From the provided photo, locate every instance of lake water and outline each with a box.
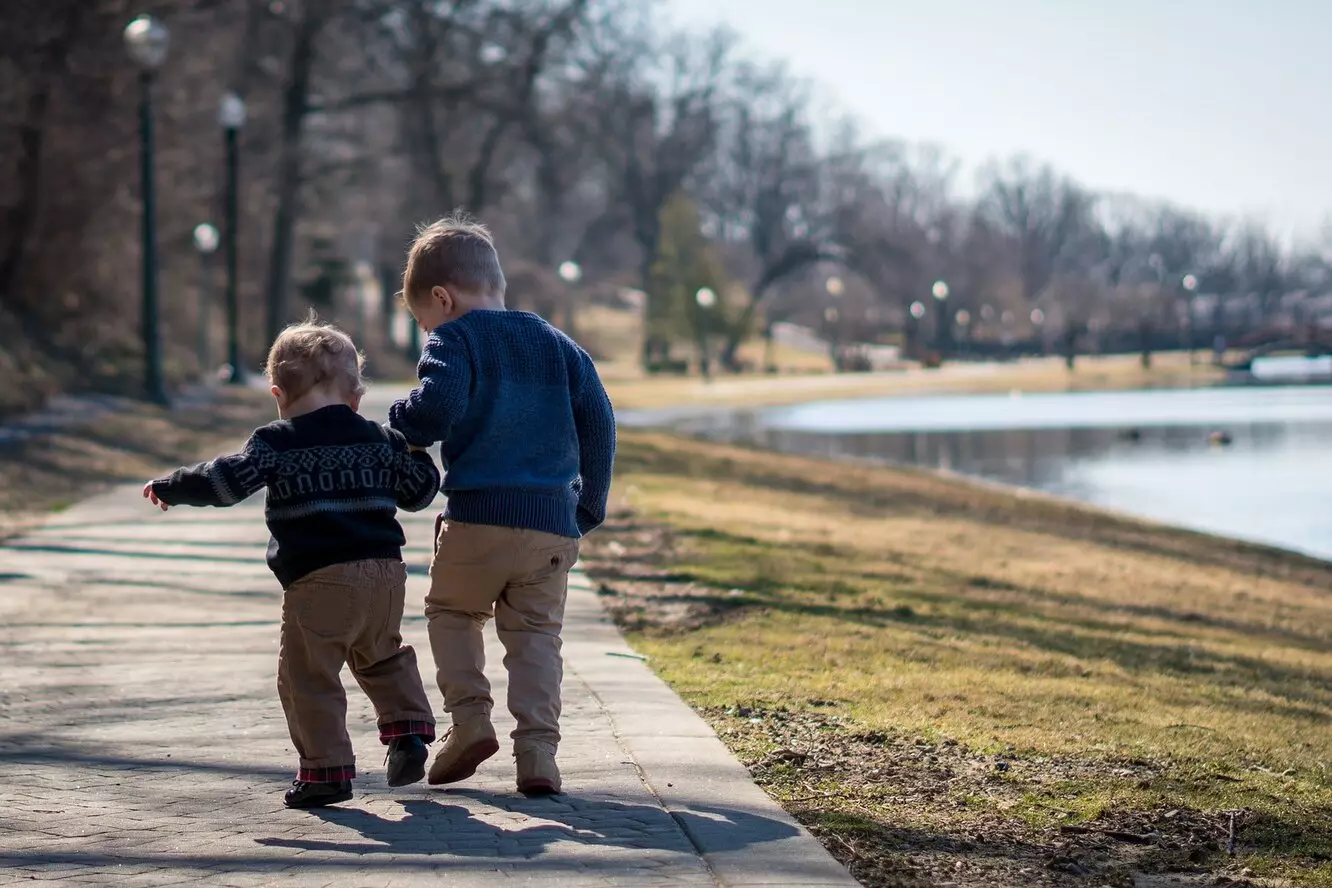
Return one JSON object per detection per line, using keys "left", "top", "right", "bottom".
{"left": 628, "top": 386, "right": 1332, "bottom": 562}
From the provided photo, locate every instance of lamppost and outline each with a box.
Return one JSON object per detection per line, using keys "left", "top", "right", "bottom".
{"left": 1181, "top": 273, "right": 1198, "bottom": 362}
{"left": 219, "top": 91, "right": 246, "bottom": 383}
{"left": 1030, "top": 308, "right": 1046, "bottom": 355}
{"left": 123, "top": 15, "right": 170, "bottom": 405}
{"left": 193, "top": 223, "right": 220, "bottom": 376}
{"left": 930, "top": 280, "right": 949, "bottom": 353}
{"left": 908, "top": 301, "right": 926, "bottom": 360}
{"left": 954, "top": 308, "right": 972, "bottom": 356}
{"left": 695, "top": 287, "right": 717, "bottom": 380}
{"left": 558, "top": 260, "right": 582, "bottom": 338}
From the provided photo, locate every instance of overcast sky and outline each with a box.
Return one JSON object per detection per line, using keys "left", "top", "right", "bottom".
{"left": 665, "top": 0, "right": 1330, "bottom": 241}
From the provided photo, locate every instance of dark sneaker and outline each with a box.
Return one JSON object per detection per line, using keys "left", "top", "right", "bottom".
{"left": 385, "top": 735, "right": 429, "bottom": 787}
{"left": 284, "top": 780, "right": 353, "bottom": 809}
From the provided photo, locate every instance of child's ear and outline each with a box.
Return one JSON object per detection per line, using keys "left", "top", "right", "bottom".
{"left": 269, "top": 384, "right": 285, "bottom": 405}
{"left": 431, "top": 285, "right": 453, "bottom": 315}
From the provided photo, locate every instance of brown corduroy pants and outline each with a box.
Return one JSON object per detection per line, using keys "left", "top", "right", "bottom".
{"left": 277, "top": 558, "right": 436, "bottom": 782}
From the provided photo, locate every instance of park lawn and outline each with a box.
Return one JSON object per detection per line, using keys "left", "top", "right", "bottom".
{"left": 581, "top": 431, "right": 1332, "bottom": 888}
{"left": 602, "top": 351, "right": 1224, "bottom": 410}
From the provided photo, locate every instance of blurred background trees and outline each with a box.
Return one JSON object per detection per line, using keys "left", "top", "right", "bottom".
{"left": 1, "top": 0, "right": 1328, "bottom": 414}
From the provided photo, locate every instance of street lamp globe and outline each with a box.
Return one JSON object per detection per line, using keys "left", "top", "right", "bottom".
{"left": 1182, "top": 274, "right": 1199, "bottom": 292}
{"left": 218, "top": 91, "right": 247, "bottom": 130}
{"left": 1030, "top": 308, "right": 1046, "bottom": 326}
{"left": 955, "top": 309, "right": 971, "bottom": 327}
{"left": 1001, "top": 310, "right": 1015, "bottom": 325}
{"left": 695, "top": 287, "right": 717, "bottom": 309}
{"left": 931, "top": 280, "right": 949, "bottom": 301}
{"left": 825, "top": 276, "right": 845, "bottom": 297}
{"left": 909, "top": 301, "right": 926, "bottom": 320}
{"left": 823, "top": 306, "right": 839, "bottom": 324}
{"left": 193, "top": 223, "right": 220, "bottom": 255}
{"left": 124, "top": 15, "right": 170, "bottom": 71}
{"left": 557, "top": 261, "right": 582, "bottom": 284}
{"left": 980, "top": 304, "right": 995, "bottom": 321}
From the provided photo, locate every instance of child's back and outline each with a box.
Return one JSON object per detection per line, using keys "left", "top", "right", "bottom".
{"left": 390, "top": 309, "right": 613, "bottom": 538}
{"left": 387, "top": 212, "right": 615, "bottom": 796}
{"left": 146, "top": 320, "right": 440, "bottom": 809}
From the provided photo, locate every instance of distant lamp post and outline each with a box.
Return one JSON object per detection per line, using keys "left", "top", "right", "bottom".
{"left": 219, "top": 91, "right": 246, "bottom": 383}
{"left": 905, "top": 301, "right": 926, "bottom": 361}
{"left": 955, "top": 308, "right": 972, "bottom": 355}
{"left": 1181, "top": 273, "right": 1199, "bottom": 361}
{"left": 557, "top": 260, "right": 582, "bottom": 336}
{"left": 823, "top": 305, "right": 842, "bottom": 369}
{"left": 1030, "top": 308, "right": 1045, "bottom": 326}
{"left": 930, "top": 280, "right": 950, "bottom": 352}
{"left": 124, "top": 14, "right": 170, "bottom": 405}
{"left": 695, "top": 287, "right": 717, "bottom": 379}
{"left": 558, "top": 261, "right": 582, "bottom": 284}
{"left": 825, "top": 276, "right": 845, "bottom": 297}
{"left": 193, "top": 223, "right": 220, "bottom": 376}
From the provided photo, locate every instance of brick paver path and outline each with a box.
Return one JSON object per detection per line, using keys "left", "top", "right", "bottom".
{"left": 0, "top": 393, "right": 855, "bottom": 888}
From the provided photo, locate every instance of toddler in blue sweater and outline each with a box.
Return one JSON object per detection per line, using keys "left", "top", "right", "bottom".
{"left": 389, "top": 212, "right": 616, "bottom": 795}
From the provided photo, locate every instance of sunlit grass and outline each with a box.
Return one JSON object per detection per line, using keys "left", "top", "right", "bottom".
{"left": 587, "top": 431, "right": 1332, "bottom": 885}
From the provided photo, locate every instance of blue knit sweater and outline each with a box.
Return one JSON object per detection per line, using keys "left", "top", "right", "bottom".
{"left": 388, "top": 310, "right": 616, "bottom": 538}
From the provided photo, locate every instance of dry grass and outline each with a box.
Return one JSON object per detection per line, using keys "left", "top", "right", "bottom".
{"left": 604, "top": 352, "right": 1223, "bottom": 410}
{"left": 582, "top": 431, "right": 1332, "bottom": 887}
{"left": 0, "top": 388, "right": 274, "bottom": 540}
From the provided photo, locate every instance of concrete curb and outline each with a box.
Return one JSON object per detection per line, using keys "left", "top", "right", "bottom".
{"left": 564, "top": 571, "right": 860, "bottom": 887}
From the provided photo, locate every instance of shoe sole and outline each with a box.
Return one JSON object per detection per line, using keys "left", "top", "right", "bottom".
{"left": 284, "top": 789, "right": 354, "bottom": 810}
{"left": 427, "top": 737, "right": 500, "bottom": 786}
{"left": 386, "top": 746, "right": 429, "bottom": 787}
{"left": 517, "top": 779, "right": 560, "bottom": 797}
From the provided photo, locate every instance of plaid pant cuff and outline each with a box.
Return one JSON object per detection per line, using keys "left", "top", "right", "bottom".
{"left": 379, "top": 719, "right": 436, "bottom": 744}
{"left": 297, "top": 764, "right": 356, "bottom": 783}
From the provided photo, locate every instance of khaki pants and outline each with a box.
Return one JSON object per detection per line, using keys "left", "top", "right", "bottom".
{"left": 425, "top": 520, "right": 579, "bottom": 753}
{"left": 277, "top": 558, "right": 435, "bottom": 781}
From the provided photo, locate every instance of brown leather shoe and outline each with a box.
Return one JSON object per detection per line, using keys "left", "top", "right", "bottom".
{"left": 516, "top": 747, "right": 561, "bottom": 796}
{"left": 427, "top": 717, "right": 499, "bottom": 786}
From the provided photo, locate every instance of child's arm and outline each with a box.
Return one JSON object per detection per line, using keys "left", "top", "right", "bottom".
{"left": 144, "top": 433, "right": 274, "bottom": 509}
{"left": 570, "top": 352, "right": 617, "bottom": 535}
{"left": 388, "top": 331, "right": 473, "bottom": 447}
{"left": 388, "top": 430, "right": 442, "bottom": 513}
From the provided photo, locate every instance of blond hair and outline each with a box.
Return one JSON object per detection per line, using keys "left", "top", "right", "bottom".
{"left": 265, "top": 316, "right": 366, "bottom": 401}
{"left": 402, "top": 210, "right": 506, "bottom": 304}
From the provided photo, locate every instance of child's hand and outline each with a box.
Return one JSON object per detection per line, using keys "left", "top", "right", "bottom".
{"left": 142, "top": 482, "right": 169, "bottom": 511}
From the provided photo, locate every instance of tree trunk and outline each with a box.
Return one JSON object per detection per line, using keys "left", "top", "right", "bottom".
{"left": 263, "top": 9, "right": 325, "bottom": 346}
{"left": 0, "top": 4, "right": 80, "bottom": 311}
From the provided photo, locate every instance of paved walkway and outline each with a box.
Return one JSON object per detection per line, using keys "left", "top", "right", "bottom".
{"left": 0, "top": 398, "right": 855, "bottom": 886}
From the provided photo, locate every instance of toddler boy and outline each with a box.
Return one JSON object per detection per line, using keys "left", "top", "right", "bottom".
{"left": 389, "top": 213, "right": 615, "bottom": 795}
{"left": 144, "top": 320, "right": 440, "bottom": 809}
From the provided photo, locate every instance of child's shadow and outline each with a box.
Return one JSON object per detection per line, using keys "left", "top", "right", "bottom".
{"left": 255, "top": 790, "right": 795, "bottom": 858}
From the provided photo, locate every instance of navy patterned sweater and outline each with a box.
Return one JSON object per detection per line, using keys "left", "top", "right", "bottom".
{"left": 150, "top": 404, "right": 440, "bottom": 587}
{"left": 388, "top": 309, "right": 616, "bottom": 538}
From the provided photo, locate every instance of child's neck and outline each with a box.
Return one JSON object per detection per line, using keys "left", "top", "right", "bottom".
{"left": 459, "top": 293, "right": 506, "bottom": 315}
{"left": 281, "top": 388, "right": 355, "bottom": 420}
